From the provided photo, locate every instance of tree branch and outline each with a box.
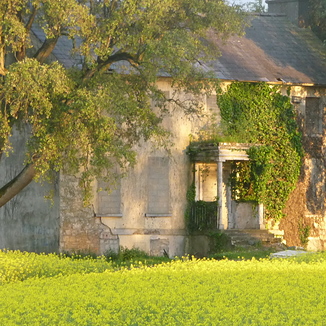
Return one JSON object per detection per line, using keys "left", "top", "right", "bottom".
{"left": 16, "top": 7, "right": 38, "bottom": 61}
{"left": 25, "top": 6, "right": 38, "bottom": 32}
{"left": 34, "top": 37, "right": 59, "bottom": 64}
{"left": 82, "top": 51, "right": 139, "bottom": 82}
{"left": 0, "top": 163, "right": 36, "bottom": 207}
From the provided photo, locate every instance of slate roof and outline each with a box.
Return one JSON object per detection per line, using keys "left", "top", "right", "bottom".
{"left": 205, "top": 13, "right": 326, "bottom": 86}
{"left": 33, "top": 13, "right": 326, "bottom": 86}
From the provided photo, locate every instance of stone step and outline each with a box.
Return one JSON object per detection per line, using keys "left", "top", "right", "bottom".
{"left": 222, "top": 229, "right": 283, "bottom": 248}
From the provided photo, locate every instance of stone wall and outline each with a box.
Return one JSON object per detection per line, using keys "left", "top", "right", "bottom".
{"left": 281, "top": 87, "right": 326, "bottom": 250}
{"left": 59, "top": 174, "right": 119, "bottom": 255}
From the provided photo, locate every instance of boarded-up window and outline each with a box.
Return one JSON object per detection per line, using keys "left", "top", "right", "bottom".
{"left": 305, "top": 97, "right": 322, "bottom": 135}
{"left": 97, "top": 178, "right": 121, "bottom": 216}
{"left": 147, "top": 157, "right": 170, "bottom": 215}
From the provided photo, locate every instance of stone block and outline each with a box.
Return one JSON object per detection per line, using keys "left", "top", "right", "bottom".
{"left": 150, "top": 237, "right": 169, "bottom": 256}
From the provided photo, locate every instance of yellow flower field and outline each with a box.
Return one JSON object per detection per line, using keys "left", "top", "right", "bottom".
{"left": 0, "top": 251, "right": 325, "bottom": 325}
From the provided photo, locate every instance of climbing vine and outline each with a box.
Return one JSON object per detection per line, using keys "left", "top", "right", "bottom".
{"left": 217, "top": 82, "right": 303, "bottom": 221}
{"left": 185, "top": 181, "right": 196, "bottom": 225}
{"left": 185, "top": 180, "right": 218, "bottom": 232}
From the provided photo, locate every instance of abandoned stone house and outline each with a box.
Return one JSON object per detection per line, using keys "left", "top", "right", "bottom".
{"left": 0, "top": 0, "right": 326, "bottom": 257}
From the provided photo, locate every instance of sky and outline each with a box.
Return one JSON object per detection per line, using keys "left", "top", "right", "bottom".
{"left": 229, "top": 0, "right": 267, "bottom": 8}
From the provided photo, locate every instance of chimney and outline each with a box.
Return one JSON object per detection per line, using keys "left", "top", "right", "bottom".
{"left": 266, "top": 0, "right": 310, "bottom": 27}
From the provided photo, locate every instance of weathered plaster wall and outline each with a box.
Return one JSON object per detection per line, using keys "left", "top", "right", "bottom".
{"left": 98, "top": 80, "right": 198, "bottom": 257}
{"left": 58, "top": 79, "right": 217, "bottom": 257}
{"left": 0, "top": 127, "right": 60, "bottom": 253}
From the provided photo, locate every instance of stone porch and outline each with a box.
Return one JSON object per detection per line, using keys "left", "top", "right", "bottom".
{"left": 188, "top": 142, "right": 265, "bottom": 231}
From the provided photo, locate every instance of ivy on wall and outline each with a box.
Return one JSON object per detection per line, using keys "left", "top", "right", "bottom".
{"left": 217, "top": 82, "right": 303, "bottom": 221}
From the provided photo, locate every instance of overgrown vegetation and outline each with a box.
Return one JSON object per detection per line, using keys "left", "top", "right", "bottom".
{"left": 0, "top": 248, "right": 170, "bottom": 285}
{"left": 298, "top": 220, "right": 311, "bottom": 248}
{"left": 244, "top": 0, "right": 266, "bottom": 13}
{"left": 106, "top": 246, "right": 170, "bottom": 266}
{"left": 1, "top": 250, "right": 326, "bottom": 325}
{"left": 308, "top": 0, "right": 326, "bottom": 43}
{"left": 185, "top": 180, "right": 218, "bottom": 232}
{"left": 216, "top": 82, "right": 303, "bottom": 221}
{"left": 185, "top": 181, "right": 196, "bottom": 227}
{"left": 208, "top": 231, "right": 232, "bottom": 252}
{"left": 0, "top": 0, "right": 247, "bottom": 206}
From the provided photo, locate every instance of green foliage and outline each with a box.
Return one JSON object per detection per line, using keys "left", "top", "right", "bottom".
{"left": 208, "top": 232, "right": 232, "bottom": 252}
{"left": 0, "top": 250, "right": 113, "bottom": 284}
{"left": 186, "top": 181, "right": 196, "bottom": 203}
{"left": 107, "top": 246, "right": 149, "bottom": 261}
{"left": 0, "top": 249, "right": 170, "bottom": 285}
{"left": 185, "top": 182, "right": 218, "bottom": 232}
{"left": 244, "top": 0, "right": 266, "bottom": 13}
{"left": 0, "top": 0, "right": 247, "bottom": 204}
{"left": 188, "top": 110, "right": 245, "bottom": 144}
{"left": 188, "top": 200, "right": 218, "bottom": 231}
{"left": 217, "top": 82, "right": 303, "bottom": 220}
{"left": 106, "top": 247, "right": 171, "bottom": 267}
{"left": 230, "top": 161, "right": 256, "bottom": 201}
{"left": 308, "top": 0, "right": 326, "bottom": 43}
{"left": 1, "top": 251, "right": 326, "bottom": 324}
{"left": 298, "top": 221, "right": 311, "bottom": 248}
{"left": 185, "top": 181, "right": 196, "bottom": 224}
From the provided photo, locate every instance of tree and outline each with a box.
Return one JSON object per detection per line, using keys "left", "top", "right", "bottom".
{"left": 0, "top": 0, "right": 246, "bottom": 206}
{"left": 308, "top": 0, "right": 326, "bottom": 43}
{"left": 244, "top": 0, "right": 266, "bottom": 13}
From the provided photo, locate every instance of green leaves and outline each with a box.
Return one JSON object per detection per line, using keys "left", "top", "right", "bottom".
{"left": 218, "top": 82, "right": 303, "bottom": 220}
{"left": 0, "top": 0, "right": 247, "bottom": 205}
{"left": 308, "top": 0, "right": 326, "bottom": 43}
{"left": 0, "top": 0, "right": 28, "bottom": 50}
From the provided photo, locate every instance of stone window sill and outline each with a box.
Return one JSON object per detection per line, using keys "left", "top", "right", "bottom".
{"left": 95, "top": 214, "right": 123, "bottom": 218}
{"left": 145, "top": 213, "right": 172, "bottom": 217}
